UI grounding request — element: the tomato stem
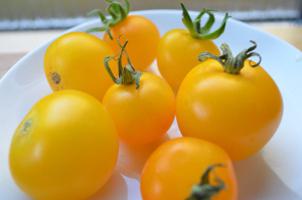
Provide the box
[186,164,225,200]
[104,39,142,89]
[199,40,262,74]
[181,3,230,40]
[86,0,130,39]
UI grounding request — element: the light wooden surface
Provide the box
[0,22,301,78]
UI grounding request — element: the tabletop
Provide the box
[0,22,301,79]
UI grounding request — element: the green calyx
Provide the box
[199,40,262,74]
[181,3,230,40]
[186,164,225,200]
[87,0,130,39]
[104,39,142,89]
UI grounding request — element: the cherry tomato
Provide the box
[104,15,160,71]
[157,4,229,91]
[44,32,115,100]
[141,137,238,200]
[176,41,283,160]
[10,90,119,200]
[89,0,160,71]
[102,41,175,145]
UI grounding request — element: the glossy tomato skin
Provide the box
[157,29,219,91]
[104,15,160,71]
[44,32,115,100]
[9,90,119,200]
[141,137,238,200]
[176,60,283,160]
[103,72,175,145]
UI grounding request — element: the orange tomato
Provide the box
[89,0,160,71]
[141,137,238,200]
[102,41,175,145]
[104,15,160,71]
[176,41,283,160]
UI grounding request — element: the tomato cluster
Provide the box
[9,1,283,200]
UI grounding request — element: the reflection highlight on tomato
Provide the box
[10,90,119,200]
[176,41,283,160]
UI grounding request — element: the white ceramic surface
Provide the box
[0,10,302,200]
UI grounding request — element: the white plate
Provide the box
[1,10,302,200]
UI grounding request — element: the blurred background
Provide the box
[0,0,302,77]
[0,0,301,30]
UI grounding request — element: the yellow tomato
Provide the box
[104,15,160,71]
[44,32,115,100]
[157,4,229,91]
[9,90,119,200]
[157,29,219,91]
[141,137,238,200]
[103,72,175,145]
[176,42,283,160]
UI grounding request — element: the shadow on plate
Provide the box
[234,153,301,200]
[90,171,128,200]
[117,134,171,180]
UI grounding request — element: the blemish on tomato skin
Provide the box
[51,72,61,85]
[20,118,33,135]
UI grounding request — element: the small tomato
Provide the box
[103,41,175,145]
[44,32,115,100]
[141,137,238,200]
[157,3,229,91]
[89,0,160,71]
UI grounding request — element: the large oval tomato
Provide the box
[89,0,160,71]
[157,4,229,91]
[176,42,283,160]
[103,41,175,145]
[10,90,119,200]
[141,137,238,200]
[44,32,115,100]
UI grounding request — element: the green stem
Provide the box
[87,0,130,39]
[199,40,262,74]
[181,3,230,40]
[186,164,225,200]
[104,39,142,89]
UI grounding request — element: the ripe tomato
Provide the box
[9,90,119,200]
[176,41,283,160]
[89,0,160,71]
[44,32,115,100]
[141,137,238,200]
[157,4,229,91]
[103,41,175,145]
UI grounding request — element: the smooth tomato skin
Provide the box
[176,60,283,160]
[141,137,238,200]
[9,90,119,200]
[157,29,220,91]
[44,32,115,100]
[104,15,160,71]
[103,72,175,145]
